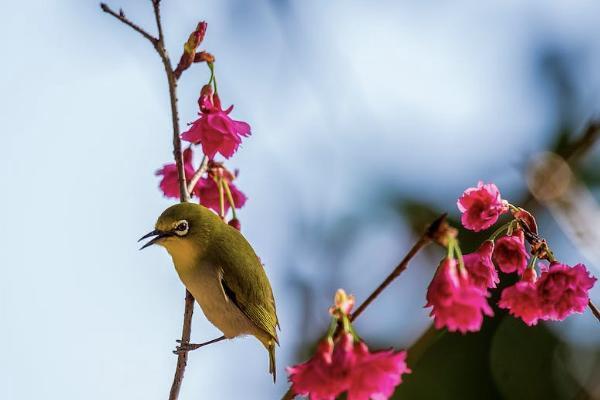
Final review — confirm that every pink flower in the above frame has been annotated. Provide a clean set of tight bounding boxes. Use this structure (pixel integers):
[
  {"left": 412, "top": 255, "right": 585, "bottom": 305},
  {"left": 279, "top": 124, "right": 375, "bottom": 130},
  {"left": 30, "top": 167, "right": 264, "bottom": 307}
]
[
  {"left": 425, "top": 258, "right": 494, "bottom": 333},
  {"left": 287, "top": 337, "right": 343, "bottom": 400},
  {"left": 287, "top": 334, "right": 410, "bottom": 400},
  {"left": 498, "top": 269, "right": 540, "bottom": 326},
  {"left": 349, "top": 342, "right": 411, "bottom": 400},
  {"left": 181, "top": 94, "right": 251, "bottom": 159},
  {"left": 194, "top": 177, "right": 247, "bottom": 214},
  {"left": 492, "top": 230, "right": 529, "bottom": 274},
  {"left": 155, "top": 148, "right": 195, "bottom": 198},
  {"left": 536, "top": 263, "right": 596, "bottom": 321},
  {"left": 463, "top": 241, "right": 498, "bottom": 289},
  {"left": 457, "top": 181, "right": 508, "bottom": 231}
]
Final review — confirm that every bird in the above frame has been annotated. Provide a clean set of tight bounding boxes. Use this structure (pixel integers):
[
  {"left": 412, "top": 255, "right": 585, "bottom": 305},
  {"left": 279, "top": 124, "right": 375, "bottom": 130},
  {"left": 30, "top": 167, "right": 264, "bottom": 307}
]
[{"left": 139, "top": 202, "right": 279, "bottom": 381}]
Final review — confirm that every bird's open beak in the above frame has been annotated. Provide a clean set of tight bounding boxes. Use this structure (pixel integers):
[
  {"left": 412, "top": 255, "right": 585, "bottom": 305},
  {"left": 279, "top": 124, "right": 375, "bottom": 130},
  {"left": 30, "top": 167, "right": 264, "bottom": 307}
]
[{"left": 138, "top": 229, "right": 172, "bottom": 250}]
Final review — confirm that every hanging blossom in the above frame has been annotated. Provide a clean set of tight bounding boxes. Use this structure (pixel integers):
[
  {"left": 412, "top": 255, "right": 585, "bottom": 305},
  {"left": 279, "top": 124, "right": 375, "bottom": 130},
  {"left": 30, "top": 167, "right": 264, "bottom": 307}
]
[
  {"left": 498, "top": 268, "right": 540, "bottom": 326},
  {"left": 181, "top": 85, "right": 251, "bottom": 160},
  {"left": 500, "top": 263, "right": 596, "bottom": 325},
  {"left": 451, "top": 181, "right": 598, "bottom": 328},
  {"left": 536, "top": 262, "right": 596, "bottom": 321},
  {"left": 190, "top": 161, "right": 247, "bottom": 214},
  {"left": 463, "top": 241, "right": 498, "bottom": 289},
  {"left": 457, "top": 181, "right": 508, "bottom": 232},
  {"left": 287, "top": 289, "right": 411, "bottom": 400},
  {"left": 155, "top": 147, "right": 195, "bottom": 199},
  {"left": 492, "top": 229, "right": 529, "bottom": 274},
  {"left": 425, "top": 258, "right": 493, "bottom": 333}
]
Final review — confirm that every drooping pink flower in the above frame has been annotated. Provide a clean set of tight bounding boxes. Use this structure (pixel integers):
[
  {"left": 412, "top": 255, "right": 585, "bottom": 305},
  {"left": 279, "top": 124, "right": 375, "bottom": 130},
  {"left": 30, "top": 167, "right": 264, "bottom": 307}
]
[
  {"left": 193, "top": 176, "right": 247, "bottom": 214},
  {"left": 349, "top": 342, "right": 411, "bottom": 400},
  {"left": 287, "top": 334, "right": 410, "bottom": 400},
  {"left": 155, "top": 147, "right": 195, "bottom": 198},
  {"left": 181, "top": 94, "right": 251, "bottom": 159},
  {"left": 457, "top": 181, "right": 508, "bottom": 231},
  {"left": 536, "top": 263, "right": 596, "bottom": 321},
  {"left": 426, "top": 258, "right": 494, "bottom": 333},
  {"left": 492, "top": 230, "right": 529, "bottom": 274},
  {"left": 463, "top": 241, "right": 498, "bottom": 289},
  {"left": 498, "top": 269, "right": 540, "bottom": 326},
  {"left": 287, "top": 337, "right": 343, "bottom": 400}
]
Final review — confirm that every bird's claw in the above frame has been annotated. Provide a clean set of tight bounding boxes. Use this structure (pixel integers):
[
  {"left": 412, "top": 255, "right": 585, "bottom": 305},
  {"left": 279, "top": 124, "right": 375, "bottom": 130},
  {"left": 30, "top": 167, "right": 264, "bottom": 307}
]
[
  {"left": 172, "top": 336, "right": 226, "bottom": 355},
  {"left": 173, "top": 341, "right": 201, "bottom": 355}
]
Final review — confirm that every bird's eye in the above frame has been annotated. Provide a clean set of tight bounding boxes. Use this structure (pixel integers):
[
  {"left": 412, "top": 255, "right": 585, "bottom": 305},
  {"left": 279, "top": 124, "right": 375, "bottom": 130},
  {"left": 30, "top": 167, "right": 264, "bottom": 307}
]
[{"left": 174, "top": 220, "right": 189, "bottom": 236}]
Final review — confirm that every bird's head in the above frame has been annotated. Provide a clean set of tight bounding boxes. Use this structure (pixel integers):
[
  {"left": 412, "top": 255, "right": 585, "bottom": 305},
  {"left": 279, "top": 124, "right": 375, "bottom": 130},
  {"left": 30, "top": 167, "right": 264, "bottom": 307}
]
[{"left": 139, "top": 202, "right": 216, "bottom": 253}]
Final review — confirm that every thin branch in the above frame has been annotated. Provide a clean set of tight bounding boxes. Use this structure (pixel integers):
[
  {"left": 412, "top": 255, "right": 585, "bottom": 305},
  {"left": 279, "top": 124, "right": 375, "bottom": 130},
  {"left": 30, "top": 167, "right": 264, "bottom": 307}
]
[
  {"left": 169, "top": 290, "right": 195, "bottom": 400},
  {"left": 351, "top": 214, "right": 448, "bottom": 322},
  {"left": 281, "top": 214, "right": 449, "bottom": 400},
  {"left": 589, "top": 300, "right": 600, "bottom": 322},
  {"left": 99, "top": 3, "right": 158, "bottom": 44},
  {"left": 187, "top": 155, "right": 208, "bottom": 194},
  {"left": 151, "top": 0, "right": 165, "bottom": 44},
  {"left": 101, "top": 3, "right": 194, "bottom": 400}
]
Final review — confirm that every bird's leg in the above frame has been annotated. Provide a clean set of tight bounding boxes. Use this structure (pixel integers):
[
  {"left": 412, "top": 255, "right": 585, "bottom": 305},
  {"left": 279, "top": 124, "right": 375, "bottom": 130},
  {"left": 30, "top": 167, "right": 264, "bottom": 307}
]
[{"left": 173, "top": 335, "right": 227, "bottom": 354}]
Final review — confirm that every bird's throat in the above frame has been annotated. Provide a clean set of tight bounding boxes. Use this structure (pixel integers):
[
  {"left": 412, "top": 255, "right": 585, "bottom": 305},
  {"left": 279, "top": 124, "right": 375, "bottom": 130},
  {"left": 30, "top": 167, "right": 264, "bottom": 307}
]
[{"left": 163, "top": 239, "right": 203, "bottom": 272}]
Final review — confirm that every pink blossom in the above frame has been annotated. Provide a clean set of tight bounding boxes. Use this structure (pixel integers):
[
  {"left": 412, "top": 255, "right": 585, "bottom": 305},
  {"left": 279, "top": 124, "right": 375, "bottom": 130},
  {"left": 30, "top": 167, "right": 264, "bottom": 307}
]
[
  {"left": 287, "top": 334, "right": 410, "bottom": 400},
  {"left": 193, "top": 176, "right": 246, "bottom": 214},
  {"left": 155, "top": 148, "right": 195, "bottom": 198},
  {"left": 498, "top": 269, "right": 540, "bottom": 326},
  {"left": 457, "top": 181, "right": 508, "bottom": 231},
  {"left": 287, "top": 337, "right": 343, "bottom": 400},
  {"left": 536, "top": 263, "right": 596, "bottom": 321},
  {"left": 492, "top": 230, "right": 529, "bottom": 274},
  {"left": 425, "top": 258, "right": 493, "bottom": 333},
  {"left": 181, "top": 94, "right": 251, "bottom": 159},
  {"left": 463, "top": 241, "right": 498, "bottom": 289},
  {"left": 348, "top": 342, "right": 411, "bottom": 400}
]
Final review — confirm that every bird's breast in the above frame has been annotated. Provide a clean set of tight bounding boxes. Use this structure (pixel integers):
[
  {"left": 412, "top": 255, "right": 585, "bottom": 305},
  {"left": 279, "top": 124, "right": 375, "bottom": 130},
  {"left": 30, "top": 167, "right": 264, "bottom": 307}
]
[{"left": 172, "top": 259, "right": 256, "bottom": 339}]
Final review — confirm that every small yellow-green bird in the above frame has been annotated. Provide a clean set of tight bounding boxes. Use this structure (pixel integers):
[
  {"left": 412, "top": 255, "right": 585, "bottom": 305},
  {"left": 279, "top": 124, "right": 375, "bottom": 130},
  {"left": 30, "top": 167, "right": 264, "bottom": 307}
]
[{"left": 139, "top": 202, "right": 279, "bottom": 381}]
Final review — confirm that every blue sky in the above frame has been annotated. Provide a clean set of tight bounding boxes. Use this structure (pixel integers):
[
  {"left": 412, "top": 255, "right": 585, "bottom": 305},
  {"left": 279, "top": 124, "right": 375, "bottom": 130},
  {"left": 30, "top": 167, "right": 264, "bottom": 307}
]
[{"left": 1, "top": 0, "right": 600, "bottom": 398}]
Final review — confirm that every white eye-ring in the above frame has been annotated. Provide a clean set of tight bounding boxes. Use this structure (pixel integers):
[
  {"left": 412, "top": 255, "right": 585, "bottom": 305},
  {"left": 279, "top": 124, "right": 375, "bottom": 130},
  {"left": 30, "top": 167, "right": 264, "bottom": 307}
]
[{"left": 174, "top": 220, "right": 189, "bottom": 236}]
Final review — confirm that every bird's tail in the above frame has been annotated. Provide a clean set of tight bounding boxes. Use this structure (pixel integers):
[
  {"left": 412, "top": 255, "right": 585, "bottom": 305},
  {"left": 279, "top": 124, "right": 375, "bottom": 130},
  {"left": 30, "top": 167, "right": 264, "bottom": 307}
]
[{"left": 268, "top": 340, "right": 277, "bottom": 383}]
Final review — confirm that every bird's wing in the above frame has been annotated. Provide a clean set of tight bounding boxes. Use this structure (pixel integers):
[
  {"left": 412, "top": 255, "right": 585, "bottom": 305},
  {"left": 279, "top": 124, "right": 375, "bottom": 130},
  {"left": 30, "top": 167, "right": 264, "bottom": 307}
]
[{"left": 209, "top": 228, "right": 279, "bottom": 343}]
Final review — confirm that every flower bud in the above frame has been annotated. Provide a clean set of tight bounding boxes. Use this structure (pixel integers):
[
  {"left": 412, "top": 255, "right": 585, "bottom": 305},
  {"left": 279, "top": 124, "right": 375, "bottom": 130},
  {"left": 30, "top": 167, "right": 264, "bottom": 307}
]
[
  {"left": 328, "top": 288, "right": 355, "bottom": 317},
  {"left": 228, "top": 218, "right": 241, "bottom": 230},
  {"left": 194, "top": 51, "right": 215, "bottom": 64},
  {"left": 521, "top": 268, "right": 537, "bottom": 283}
]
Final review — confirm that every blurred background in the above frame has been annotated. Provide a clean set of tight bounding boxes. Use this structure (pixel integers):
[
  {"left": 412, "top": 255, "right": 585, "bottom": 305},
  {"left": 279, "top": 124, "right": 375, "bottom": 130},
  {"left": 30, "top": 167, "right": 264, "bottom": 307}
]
[{"left": 1, "top": 0, "right": 600, "bottom": 398}]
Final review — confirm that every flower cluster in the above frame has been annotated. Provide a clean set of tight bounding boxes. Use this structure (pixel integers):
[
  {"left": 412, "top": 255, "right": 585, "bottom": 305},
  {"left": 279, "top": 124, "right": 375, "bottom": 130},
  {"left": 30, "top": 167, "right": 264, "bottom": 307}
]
[
  {"left": 155, "top": 22, "right": 250, "bottom": 228},
  {"left": 426, "top": 181, "right": 597, "bottom": 332},
  {"left": 287, "top": 289, "right": 411, "bottom": 400}
]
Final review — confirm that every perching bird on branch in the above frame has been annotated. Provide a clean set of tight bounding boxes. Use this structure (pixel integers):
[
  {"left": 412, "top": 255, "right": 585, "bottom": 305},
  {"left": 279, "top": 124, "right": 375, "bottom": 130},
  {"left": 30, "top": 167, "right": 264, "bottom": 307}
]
[{"left": 139, "top": 202, "right": 279, "bottom": 381}]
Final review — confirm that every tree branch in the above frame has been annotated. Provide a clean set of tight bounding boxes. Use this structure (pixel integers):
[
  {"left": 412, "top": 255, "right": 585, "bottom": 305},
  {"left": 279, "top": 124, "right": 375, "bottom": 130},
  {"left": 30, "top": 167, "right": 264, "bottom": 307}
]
[
  {"left": 151, "top": 0, "right": 165, "bottom": 44},
  {"left": 589, "top": 300, "right": 600, "bottom": 322},
  {"left": 350, "top": 214, "right": 448, "bottom": 322},
  {"left": 101, "top": 2, "right": 194, "bottom": 400},
  {"left": 169, "top": 290, "right": 195, "bottom": 400},
  {"left": 187, "top": 155, "right": 208, "bottom": 194},
  {"left": 281, "top": 214, "right": 449, "bottom": 400},
  {"left": 99, "top": 3, "right": 158, "bottom": 44}
]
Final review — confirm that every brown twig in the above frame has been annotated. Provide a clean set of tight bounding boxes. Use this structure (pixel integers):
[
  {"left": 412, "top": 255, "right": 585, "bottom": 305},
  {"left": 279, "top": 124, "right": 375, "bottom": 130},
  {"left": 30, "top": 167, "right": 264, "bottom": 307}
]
[
  {"left": 281, "top": 214, "right": 449, "bottom": 400},
  {"left": 187, "top": 155, "right": 208, "bottom": 194},
  {"left": 170, "top": 290, "right": 195, "bottom": 400},
  {"left": 100, "top": 2, "right": 190, "bottom": 203},
  {"left": 101, "top": 2, "right": 195, "bottom": 399},
  {"left": 351, "top": 214, "right": 448, "bottom": 322},
  {"left": 100, "top": 3, "right": 158, "bottom": 44},
  {"left": 588, "top": 300, "right": 600, "bottom": 322}
]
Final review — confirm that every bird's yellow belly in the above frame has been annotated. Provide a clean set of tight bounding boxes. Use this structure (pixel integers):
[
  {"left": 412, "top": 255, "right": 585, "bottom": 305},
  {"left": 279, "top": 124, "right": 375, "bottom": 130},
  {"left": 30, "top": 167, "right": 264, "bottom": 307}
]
[{"left": 175, "top": 260, "right": 258, "bottom": 340}]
